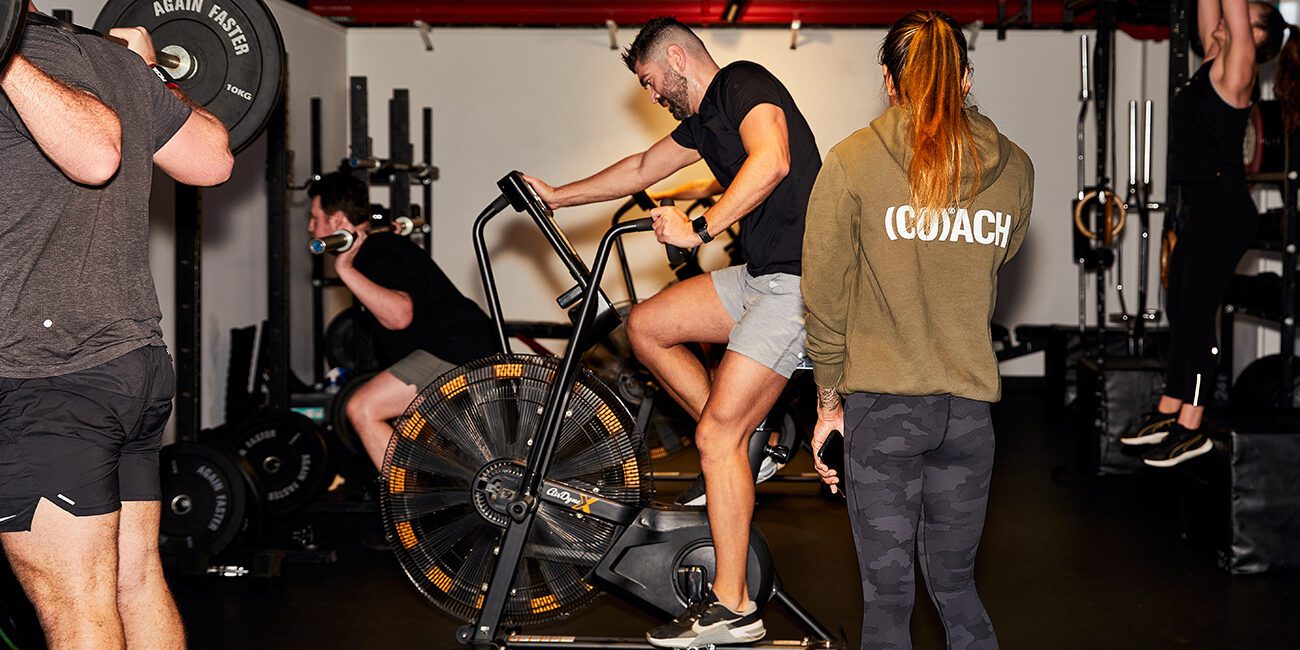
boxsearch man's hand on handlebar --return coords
[520,174,561,209]
[650,205,701,248]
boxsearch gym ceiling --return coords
[305,0,1171,39]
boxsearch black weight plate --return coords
[93,0,284,154]
[229,446,266,550]
[0,0,24,72]
[325,306,379,375]
[227,413,334,515]
[159,441,252,558]
[328,370,378,458]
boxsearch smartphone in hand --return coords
[816,429,846,500]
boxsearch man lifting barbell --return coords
[0,2,232,647]
[306,173,498,482]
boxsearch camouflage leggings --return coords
[842,392,998,650]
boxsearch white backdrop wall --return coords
[345,26,1171,376]
[43,0,348,431]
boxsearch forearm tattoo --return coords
[816,385,842,412]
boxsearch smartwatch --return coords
[692,215,714,244]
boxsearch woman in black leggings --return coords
[1123,0,1299,466]
[803,10,1033,648]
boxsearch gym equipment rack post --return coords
[423,106,434,252]
[175,184,202,440]
[310,97,326,383]
[1284,141,1298,405]
[267,83,291,414]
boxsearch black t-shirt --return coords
[352,233,498,367]
[671,61,821,277]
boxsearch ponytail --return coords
[880,10,982,229]
[1277,24,1300,133]
[1253,2,1300,132]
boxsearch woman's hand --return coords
[811,385,845,494]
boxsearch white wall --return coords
[46,0,348,430]
[345,25,1172,375]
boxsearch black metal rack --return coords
[1223,135,1300,407]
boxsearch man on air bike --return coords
[523,17,820,647]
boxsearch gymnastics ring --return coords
[1073,189,1127,246]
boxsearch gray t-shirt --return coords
[0,25,191,378]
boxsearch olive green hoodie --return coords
[802,106,1033,403]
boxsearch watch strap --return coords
[692,215,714,244]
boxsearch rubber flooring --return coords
[171,381,1300,649]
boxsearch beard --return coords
[660,69,692,121]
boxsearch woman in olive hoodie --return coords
[802,10,1033,649]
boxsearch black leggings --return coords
[1164,181,1257,404]
[842,392,997,650]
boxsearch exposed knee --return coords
[346,389,375,425]
[11,556,117,621]
[625,304,657,353]
[693,413,748,463]
[116,555,163,602]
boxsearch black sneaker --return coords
[646,595,765,648]
[1142,424,1213,468]
[1121,411,1177,446]
[673,474,707,507]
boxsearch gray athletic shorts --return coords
[0,345,174,532]
[711,264,808,378]
[388,349,457,389]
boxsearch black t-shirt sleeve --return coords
[354,238,422,297]
[719,63,785,128]
[670,120,697,150]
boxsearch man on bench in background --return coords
[307,173,497,477]
[522,17,820,647]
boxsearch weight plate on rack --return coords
[93,0,285,154]
[328,370,378,458]
[325,305,379,375]
[226,413,334,515]
[159,441,257,558]
[0,0,25,71]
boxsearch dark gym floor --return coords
[171,381,1300,649]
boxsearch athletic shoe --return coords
[1120,411,1177,446]
[1142,424,1213,468]
[645,594,766,648]
[673,474,707,507]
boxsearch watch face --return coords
[692,216,711,241]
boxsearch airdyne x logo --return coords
[884,204,1014,248]
[545,487,596,514]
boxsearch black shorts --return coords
[0,345,174,532]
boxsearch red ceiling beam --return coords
[307,1,1168,40]
[311,1,1052,27]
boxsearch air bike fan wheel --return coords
[380,354,653,627]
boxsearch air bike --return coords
[379,172,840,650]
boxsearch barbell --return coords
[1,0,285,154]
[310,215,430,255]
